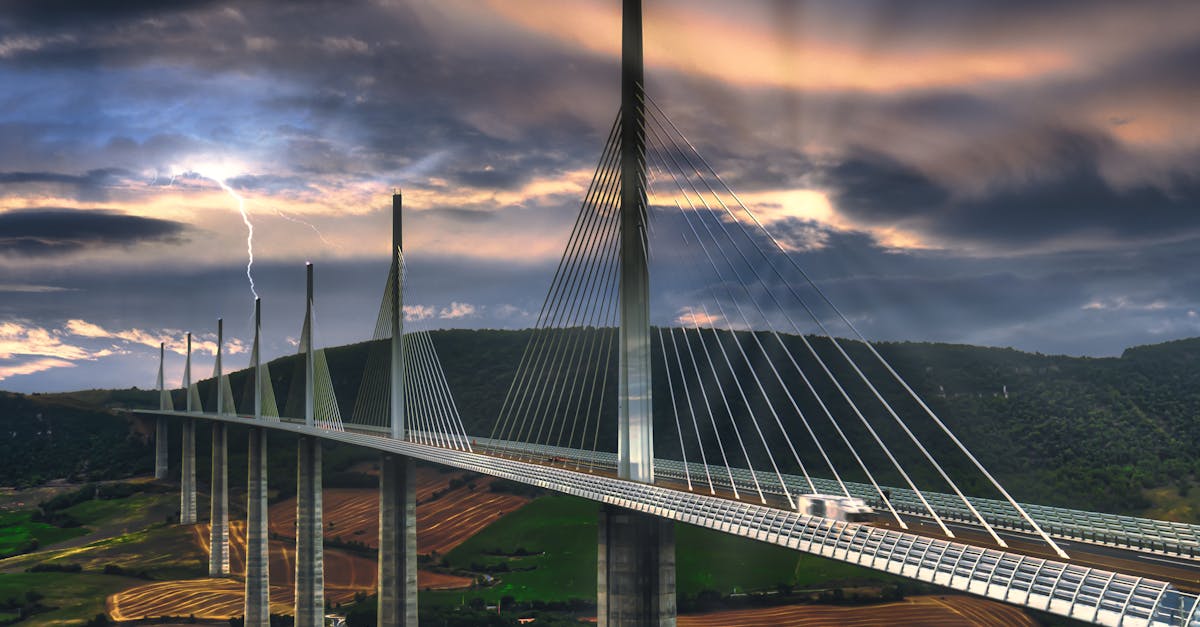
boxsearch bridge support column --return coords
[180,418,196,524]
[209,422,230,576]
[598,505,676,626]
[378,454,417,625]
[244,427,270,626]
[154,419,168,479]
[295,436,324,627]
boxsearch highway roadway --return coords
[503,448,1200,594]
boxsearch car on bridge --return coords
[797,494,875,523]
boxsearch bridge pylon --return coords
[245,298,271,627]
[379,190,419,625]
[209,318,231,577]
[295,263,325,626]
[390,190,405,441]
[601,0,677,624]
[180,331,197,525]
[154,342,169,479]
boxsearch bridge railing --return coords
[448,443,1186,627]
[471,437,1200,561]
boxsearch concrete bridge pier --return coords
[378,454,418,625]
[598,505,676,626]
[154,342,169,480]
[180,418,197,524]
[181,332,197,525]
[209,422,230,576]
[244,427,270,626]
[294,436,324,626]
[154,419,168,479]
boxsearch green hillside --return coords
[3,331,1200,519]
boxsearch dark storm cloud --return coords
[0,0,618,190]
[647,218,1200,357]
[0,0,221,29]
[451,165,532,190]
[825,155,948,223]
[645,8,1200,249]
[0,169,121,186]
[825,141,1200,249]
[225,173,315,194]
[0,168,131,201]
[3,0,1200,391]
[0,208,187,257]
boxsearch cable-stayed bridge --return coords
[126,1,1200,625]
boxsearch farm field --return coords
[674,518,901,593]
[268,465,530,555]
[0,571,146,625]
[4,523,207,582]
[437,495,600,604]
[677,595,1038,626]
[436,495,906,606]
[0,510,88,557]
[0,492,202,583]
[0,488,175,562]
[104,466,523,620]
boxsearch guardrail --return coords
[471,437,1200,560]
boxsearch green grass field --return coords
[674,521,892,593]
[0,572,143,625]
[0,488,202,586]
[435,494,901,606]
[62,493,174,527]
[0,490,174,563]
[0,491,205,625]
[0,511,88,557]
[2,523,207,581]
[440,495,599,603]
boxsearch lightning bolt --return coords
[215,179,258,300]
[275,208,340,250]
[157,165,259,305]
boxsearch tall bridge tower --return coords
[600,0,677,623]
[619,0,652,486]
[379,190,419,626]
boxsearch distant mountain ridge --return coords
[4,331,1199,520]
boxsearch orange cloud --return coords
[439,302,477,319]
[0,320,130,381]
[65,319,245,356]
[0,357,77,381]
[0,321,93,361]
[675,307,721,328]
[482,0,1071,93]
[0,163,598,271]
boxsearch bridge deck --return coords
[474,438,1200,562]
[135,409,1199,627]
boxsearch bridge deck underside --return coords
[137,410,1198,627]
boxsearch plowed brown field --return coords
[677,595,1037,627]
[107,466,522,620]
[268,466,530,555]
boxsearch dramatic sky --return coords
[1,0,1198,392]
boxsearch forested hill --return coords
[3,332,1199,520]
[396,331,1200,515]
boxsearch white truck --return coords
[796,494,875,523]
